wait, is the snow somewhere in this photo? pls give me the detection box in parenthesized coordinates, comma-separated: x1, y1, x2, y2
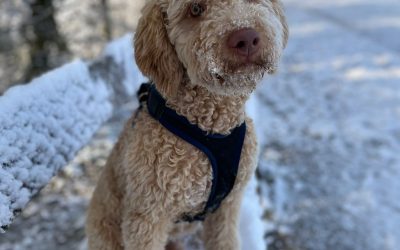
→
(0, 61, 109, 229)
(239, 174, 267, 250)
(0, 34, 146, 231)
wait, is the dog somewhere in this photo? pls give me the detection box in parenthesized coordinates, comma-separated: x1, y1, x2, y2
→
(86, 0, 288, 249)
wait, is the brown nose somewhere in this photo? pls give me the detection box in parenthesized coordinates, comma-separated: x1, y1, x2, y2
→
(227, 28, 261, 58)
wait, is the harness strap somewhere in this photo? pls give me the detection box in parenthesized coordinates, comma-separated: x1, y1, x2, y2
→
(138, 83, 246, 222)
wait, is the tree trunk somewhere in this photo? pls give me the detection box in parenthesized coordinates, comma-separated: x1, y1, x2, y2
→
(23, 0, 69, 81)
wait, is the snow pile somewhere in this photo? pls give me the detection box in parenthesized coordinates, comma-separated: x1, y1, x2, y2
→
(257, 3, 400, 249)
(0, 34, 145, 230)
(239, 174, 267, 250)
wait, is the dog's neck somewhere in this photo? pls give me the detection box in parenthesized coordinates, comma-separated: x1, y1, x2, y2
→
(161, 83, 248, 135)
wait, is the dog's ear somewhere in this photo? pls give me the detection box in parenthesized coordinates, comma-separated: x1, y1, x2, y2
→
(272, 0, 289, 48)
(134, 0, 184, 97)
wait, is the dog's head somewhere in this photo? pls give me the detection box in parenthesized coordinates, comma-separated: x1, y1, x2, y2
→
(135, 0, 288, 97)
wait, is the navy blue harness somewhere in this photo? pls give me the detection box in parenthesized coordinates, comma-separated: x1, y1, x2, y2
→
(137, 83, 246, 222)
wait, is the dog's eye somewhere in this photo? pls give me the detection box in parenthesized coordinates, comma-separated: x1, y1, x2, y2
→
(189, 3, 205, 17)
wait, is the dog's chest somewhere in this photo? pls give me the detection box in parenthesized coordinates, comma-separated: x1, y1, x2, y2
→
(131, 111, 256, 218)
(158, 136, 213, 214)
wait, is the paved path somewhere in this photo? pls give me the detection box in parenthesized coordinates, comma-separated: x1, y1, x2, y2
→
(257, 1, 400, 249)
(285, 0, 400, 53)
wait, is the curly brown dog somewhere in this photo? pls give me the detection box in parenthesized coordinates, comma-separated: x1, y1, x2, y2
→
(86, 0, 288, 249)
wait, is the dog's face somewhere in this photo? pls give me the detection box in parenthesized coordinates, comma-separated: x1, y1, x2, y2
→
(135, 0, 288, 97)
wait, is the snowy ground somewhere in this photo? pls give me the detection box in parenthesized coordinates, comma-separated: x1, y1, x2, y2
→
(258, 0, 400, 249)
(1, 0, 400, 249)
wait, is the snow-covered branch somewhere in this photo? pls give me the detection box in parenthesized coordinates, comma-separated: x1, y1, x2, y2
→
(0, 34, 146, 231)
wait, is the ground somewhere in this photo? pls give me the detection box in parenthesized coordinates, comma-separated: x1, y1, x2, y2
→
(1, 0, 399, 249)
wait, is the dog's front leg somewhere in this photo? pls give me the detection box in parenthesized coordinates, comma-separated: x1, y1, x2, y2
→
(121, 208, 172, 250)
(203, 191, 244, 250)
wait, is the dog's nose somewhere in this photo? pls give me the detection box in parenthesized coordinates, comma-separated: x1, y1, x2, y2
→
(227, 28, 261, 58)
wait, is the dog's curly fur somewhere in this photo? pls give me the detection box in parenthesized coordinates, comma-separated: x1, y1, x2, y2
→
(86, 0, 288, 249)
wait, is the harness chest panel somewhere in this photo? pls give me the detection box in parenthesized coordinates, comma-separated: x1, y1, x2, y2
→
(138, 83, 246, 222)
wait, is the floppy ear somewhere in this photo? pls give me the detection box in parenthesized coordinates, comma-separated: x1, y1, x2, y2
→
(134, 0, 184, 98)
(272, 0, 289, 48)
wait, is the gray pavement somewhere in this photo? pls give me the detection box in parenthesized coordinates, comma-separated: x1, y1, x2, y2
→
(285, 0, 400, 52)
(258, 1, 400, 249)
